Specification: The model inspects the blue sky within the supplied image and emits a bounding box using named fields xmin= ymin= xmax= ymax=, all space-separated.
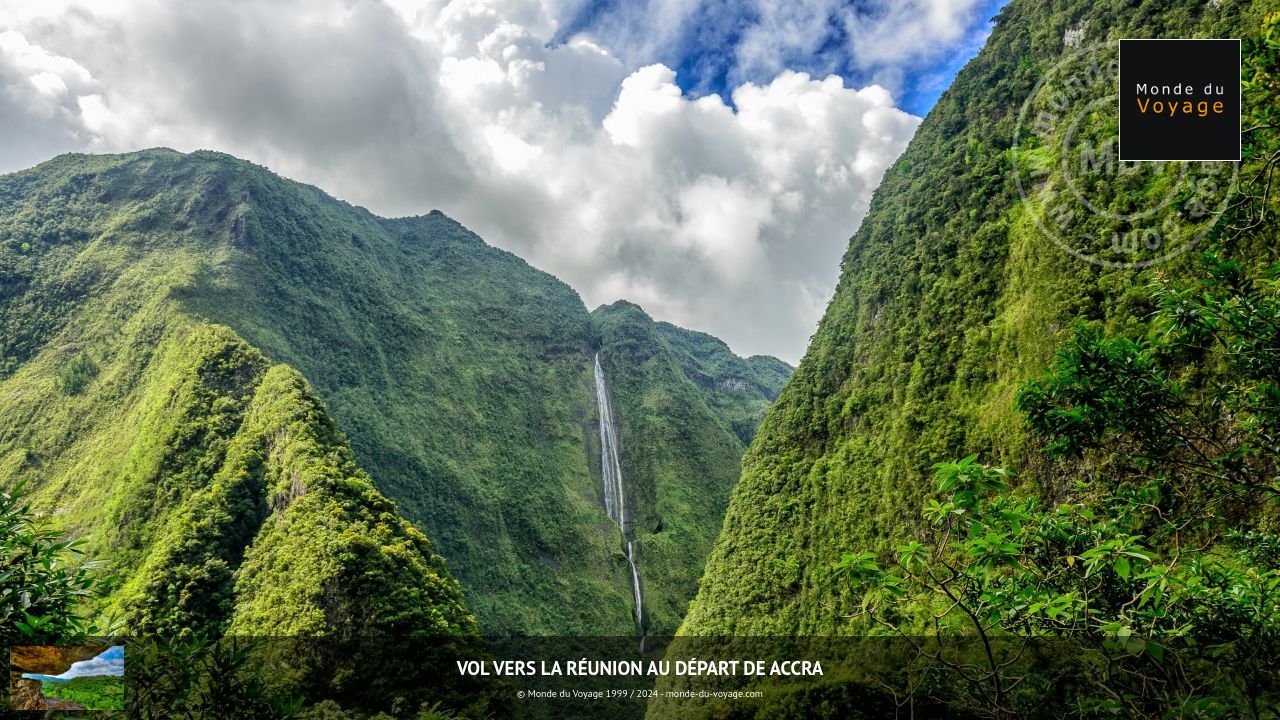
xmin=555 ymin=0 xmax=1008 ymax=116
xmin=0 ymin=0 xmax=1008 ymax=362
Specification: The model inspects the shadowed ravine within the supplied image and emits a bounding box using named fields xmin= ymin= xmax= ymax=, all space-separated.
xmin=593 ymin=353 xmax=647 ymax=645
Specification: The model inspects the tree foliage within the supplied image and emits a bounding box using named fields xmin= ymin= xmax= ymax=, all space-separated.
xmin=837 ymin=231 xmax=1280 ymax=717
xmin=683 ymin=0 xmax=1280 ymax=640
xmin=0 ymin=481 xmax=117 ymax=643
xmin=838 ymin=453 xmax=1278 ymax=717
xmin=39 ymin=674 xmax=126 ymax=711
xmin=130 ymin=635 xmax=304 ymax=720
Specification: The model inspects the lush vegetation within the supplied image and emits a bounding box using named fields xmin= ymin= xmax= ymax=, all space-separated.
xmin=0 ymin=375 xmax=485 ymax=716
xmin=1 ymin=322 xmax=477 ymax=714
xmin=129 ymin=636 xmax=311 ymax=719
xmin=653 ymin=319 xmax=791 ymax=446
xmin=682 ymin=0 xmax=1280 ymax=637
xmin=40 ymin=674 xmax=126 ymax=711
xmin=0 ymin=144 xmax=785 ymax=639
xmin=669 ymin=2 xmax=1280 ymax=717
xmin=592 ymin=302 xmax=788 ymax=634
xmin=0 ymin=482 xmax=117 ymax=643
xmin=105 ymin=337 xmax=477 ymax=641
xmin=829 ymin=238 xmax=1280 ymax=715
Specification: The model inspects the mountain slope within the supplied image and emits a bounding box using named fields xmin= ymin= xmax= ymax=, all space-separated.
xmin=655 ymin=320 xmax=793 ymax=447
xmin=0 ymin=149 xmax=788 ymax=635
xmin=592 ymin=302 xmax=788 ymax=634
xmin=0 ymin=301 xmax=474 ymax=639
xmin=681 ymin=0 xmax=1278 ymax=635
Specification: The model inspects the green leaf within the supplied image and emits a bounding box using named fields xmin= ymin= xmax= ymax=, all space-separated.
xmin=1145 ymin=641 xmax=1164 ymax=663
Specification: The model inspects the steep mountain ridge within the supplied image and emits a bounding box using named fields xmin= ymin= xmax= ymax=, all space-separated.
xmin=0 ymin=297 xmax=475 ymax=639
xmin=0 ymin=149 xmax=789 ymax=635
xmin=682 ymin=0 xmax=1279 ymax=635
xmin=591 ymin=301 xmax=788 ymax=634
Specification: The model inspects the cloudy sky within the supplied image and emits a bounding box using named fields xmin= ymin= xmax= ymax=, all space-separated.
xmin=0 ymin=0 xmax=1002 ymax=363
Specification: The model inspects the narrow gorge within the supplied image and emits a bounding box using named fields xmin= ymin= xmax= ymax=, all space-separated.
xmin=0 ymin=149 xmax=790 ymax=641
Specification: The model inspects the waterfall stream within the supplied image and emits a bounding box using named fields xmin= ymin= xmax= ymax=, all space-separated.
xmin=593 ymin=353 xmax=646 ymax=639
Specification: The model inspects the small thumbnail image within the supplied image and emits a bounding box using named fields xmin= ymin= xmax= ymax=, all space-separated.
xmin=9 ymin=645 xmax=125 ymax=711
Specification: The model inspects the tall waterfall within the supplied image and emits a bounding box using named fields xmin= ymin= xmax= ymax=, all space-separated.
xmin=593 ymin=353 xmax=645 ymax=638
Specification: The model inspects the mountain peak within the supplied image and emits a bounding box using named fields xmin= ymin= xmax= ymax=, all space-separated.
xmin=1 ymin=146 xmax=788 ymax=639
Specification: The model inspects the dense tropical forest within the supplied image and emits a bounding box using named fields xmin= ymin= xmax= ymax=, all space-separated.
xmin=37 ymin=674 xmax=126 ymax=711
xmin=0 ymin=146 xmax=789 ymax=642
xmin=0 ymin=144 xmax=788 ymax=715
xmin=4 ymin=0 xmax=1280 ymax=717
xmin=669 ymin=0 xmax=1280 ymax=717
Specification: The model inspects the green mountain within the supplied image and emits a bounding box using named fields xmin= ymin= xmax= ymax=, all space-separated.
xmin=592 ymin=301 xmax=790 ymax=633
xmin=654 ymin=319 xmax=793 ymax=448
xmin=38 ymin=675 xmax=125 ymax=712
xmin=681 ymin=0 xmax=1280 ymax=635
xmin=0 ymin=149 xmax=789 ymax=636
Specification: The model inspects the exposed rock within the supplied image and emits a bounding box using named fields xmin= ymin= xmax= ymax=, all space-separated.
xmin=1063 ymin=20 xmax=1086 ymax=48
xmin=231 ymin=213 xmax=253 ymax=250
xmin=11 ymin=645 xmax=107 ymax=675
xmin=8 ymin=679 xmax=89 ymax=712
xmin=9 ymin=676 xmax=45 ymax=711
xmin=8 ymin=646 xmax=107 ymax=711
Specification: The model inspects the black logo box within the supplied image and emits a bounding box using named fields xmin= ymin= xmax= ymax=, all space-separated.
xmin=1119 ymin=38 xmax=1240 ymax=162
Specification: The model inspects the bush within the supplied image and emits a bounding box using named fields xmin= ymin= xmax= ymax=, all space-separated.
xmin=57 ymin=351 xmax=98 ymax=395
xmin=0 ymin=481 xmax=117 ymax=643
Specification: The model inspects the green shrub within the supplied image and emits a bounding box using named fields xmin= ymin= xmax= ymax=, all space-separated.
xmin=57 ymin=351 xmax=98 ymax=395
xmin=0 ymin=481 xmax=117 ymax=643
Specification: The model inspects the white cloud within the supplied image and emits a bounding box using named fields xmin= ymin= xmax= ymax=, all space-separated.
xmin=0 ymin=0 xmax=922 ymax=363
xmin=559 ymin=0 xmax=995 ymax=101
xmin=838 ymin=0 xmax=994 ymax=92
xmin=730 ymin=0 xmax=991 ymax=80
xmin=32 ymin=647 xmax=126 ymax=679
xmin=841 ymin=0 xmax=989 ymax=67
xmin=0 ymin=28 xmax=99 ymax=168
xmin=523 ymin=66 xmax=917 ymax=359
xmin=57 ymin=654 xmax=123 ymax=678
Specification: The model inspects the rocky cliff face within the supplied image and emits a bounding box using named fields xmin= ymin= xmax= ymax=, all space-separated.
xmin=8 ymin=645 xmax=106 ymax=710
xmin=9 ymin=677 xmax=44 ymax=711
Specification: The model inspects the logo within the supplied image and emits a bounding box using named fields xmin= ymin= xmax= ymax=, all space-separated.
xmin=1013 ymin=42 xmax=1238 ymax=268
xmin=1119 ymin=39 xmax=1241 ymax=161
